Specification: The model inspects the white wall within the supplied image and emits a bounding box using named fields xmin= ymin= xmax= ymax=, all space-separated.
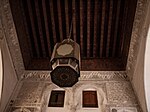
xmin=131 ymin=36 xmax=147 ymax=112
xmin=0 ymin=38 xmax=18 ymax=111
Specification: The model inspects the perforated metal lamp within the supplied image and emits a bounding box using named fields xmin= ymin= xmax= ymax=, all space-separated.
xmin=50 ymin=39 xmax=80 ymax=87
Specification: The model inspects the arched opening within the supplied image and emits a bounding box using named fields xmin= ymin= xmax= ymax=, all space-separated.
xmin=144 ymin=26 xmax=150 ymax=112
xmin=0 ymin=40 xmax=3 ymax=105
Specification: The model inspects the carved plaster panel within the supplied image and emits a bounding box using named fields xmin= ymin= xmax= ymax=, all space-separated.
xmin=80 ymin=71 xmax=128 ymax=81
xmin=106 ymin=82 xmax=138 ymax=106
xmin=127 ymin=0 xmax=150 ymax=79
xmin=6 ymin=78 xmax=139 ymax=112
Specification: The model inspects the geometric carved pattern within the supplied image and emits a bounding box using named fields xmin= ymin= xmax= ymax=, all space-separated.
xmin=22 ymin=71 xmax=128 ymax=81
xmin=21 ymin=71 xmax=50 ymax=81
xmin=80 ymin=71 xmax=128 ymax=81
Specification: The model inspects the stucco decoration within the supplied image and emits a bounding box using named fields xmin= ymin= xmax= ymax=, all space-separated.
xmin=0 ymin=0 xmax=25 ymax=78
xmin=21 ymin=71 xmax=50 ymax=81
xmin=127 ymin=0 xmax=150 ymax=80
xmin=80 ymin=71 xmax=127 ymax=81
xmin=106 ymin=82 xmax=137 ymax=106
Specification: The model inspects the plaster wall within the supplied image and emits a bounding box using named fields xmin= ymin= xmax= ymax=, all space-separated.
xmin=0 ymin=38 xmax=18 ymax=111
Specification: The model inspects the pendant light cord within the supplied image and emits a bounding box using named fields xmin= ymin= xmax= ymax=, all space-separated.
xmin=68 ymin=19 xmax=73 ymax=40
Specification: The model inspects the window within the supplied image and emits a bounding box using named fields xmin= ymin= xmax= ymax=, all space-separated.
xmin=82 ymin=91 xmax=98 ymax=108
xmin=48 ymin=90 xmax=65 ymax=107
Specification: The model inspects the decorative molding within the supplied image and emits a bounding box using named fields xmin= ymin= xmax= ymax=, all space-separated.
xmin=0 ymin=0 xmax=25 ymax=78
xmin=80 ymin=71 xmax=128 ymax=81
xmin=127 ymin=0 xmax=150 ymax=79
xmin=21 ymin=71 xmax=50 ymax=81
xmin=21 ymin=71 xmax=128 ymax=81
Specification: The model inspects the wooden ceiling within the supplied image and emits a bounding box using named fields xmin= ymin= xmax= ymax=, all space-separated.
xmin=9 ymin=0 xmax=137 ymax=70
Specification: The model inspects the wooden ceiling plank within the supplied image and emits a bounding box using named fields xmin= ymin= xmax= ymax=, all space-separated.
xmin=106 ymin=0 xmax=113 ymax=57
xmin=42 ymin=0 xmax=51 ymax=56
xmin=120 ymin=8 xmax=127 ymax=57
xmin=112 ymin=0 xmax=121 ymax=57
xmin=65 ymin=0 xmax=69 ymax=38
xmin=80 ymin=0 xmax=84 ymax=56
xmin=57 ymin=0 xmax=63 ymax=41
xmin=27 ymin=0 xmax=40 ymax=57
xmin=20 ymin=0 xmax=34 ymax=57
xmin=72 ymin=0 xmax=76 ymax=42
xmin=34 ymin=0 xmax=46 ymax=57
xmin=118 ymin=1 xmax=127 ymax=57
xmin=93 ymin=0 xmax=98 ymax=57
xmin=87 ymin=0 xmax=91 ymax=58
xmin=100 ymin=0 xmax=106 ymax=57
xmin=49 ymin=0 xmax=57 ymax=44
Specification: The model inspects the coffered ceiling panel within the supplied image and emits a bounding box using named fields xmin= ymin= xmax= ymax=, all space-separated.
xmin=9 ymin=0 xmax=137 ymax=70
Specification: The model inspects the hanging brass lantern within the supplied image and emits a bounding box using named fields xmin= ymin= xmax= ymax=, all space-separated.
xmin=50 ymin=39 xmax=80 ymax=87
